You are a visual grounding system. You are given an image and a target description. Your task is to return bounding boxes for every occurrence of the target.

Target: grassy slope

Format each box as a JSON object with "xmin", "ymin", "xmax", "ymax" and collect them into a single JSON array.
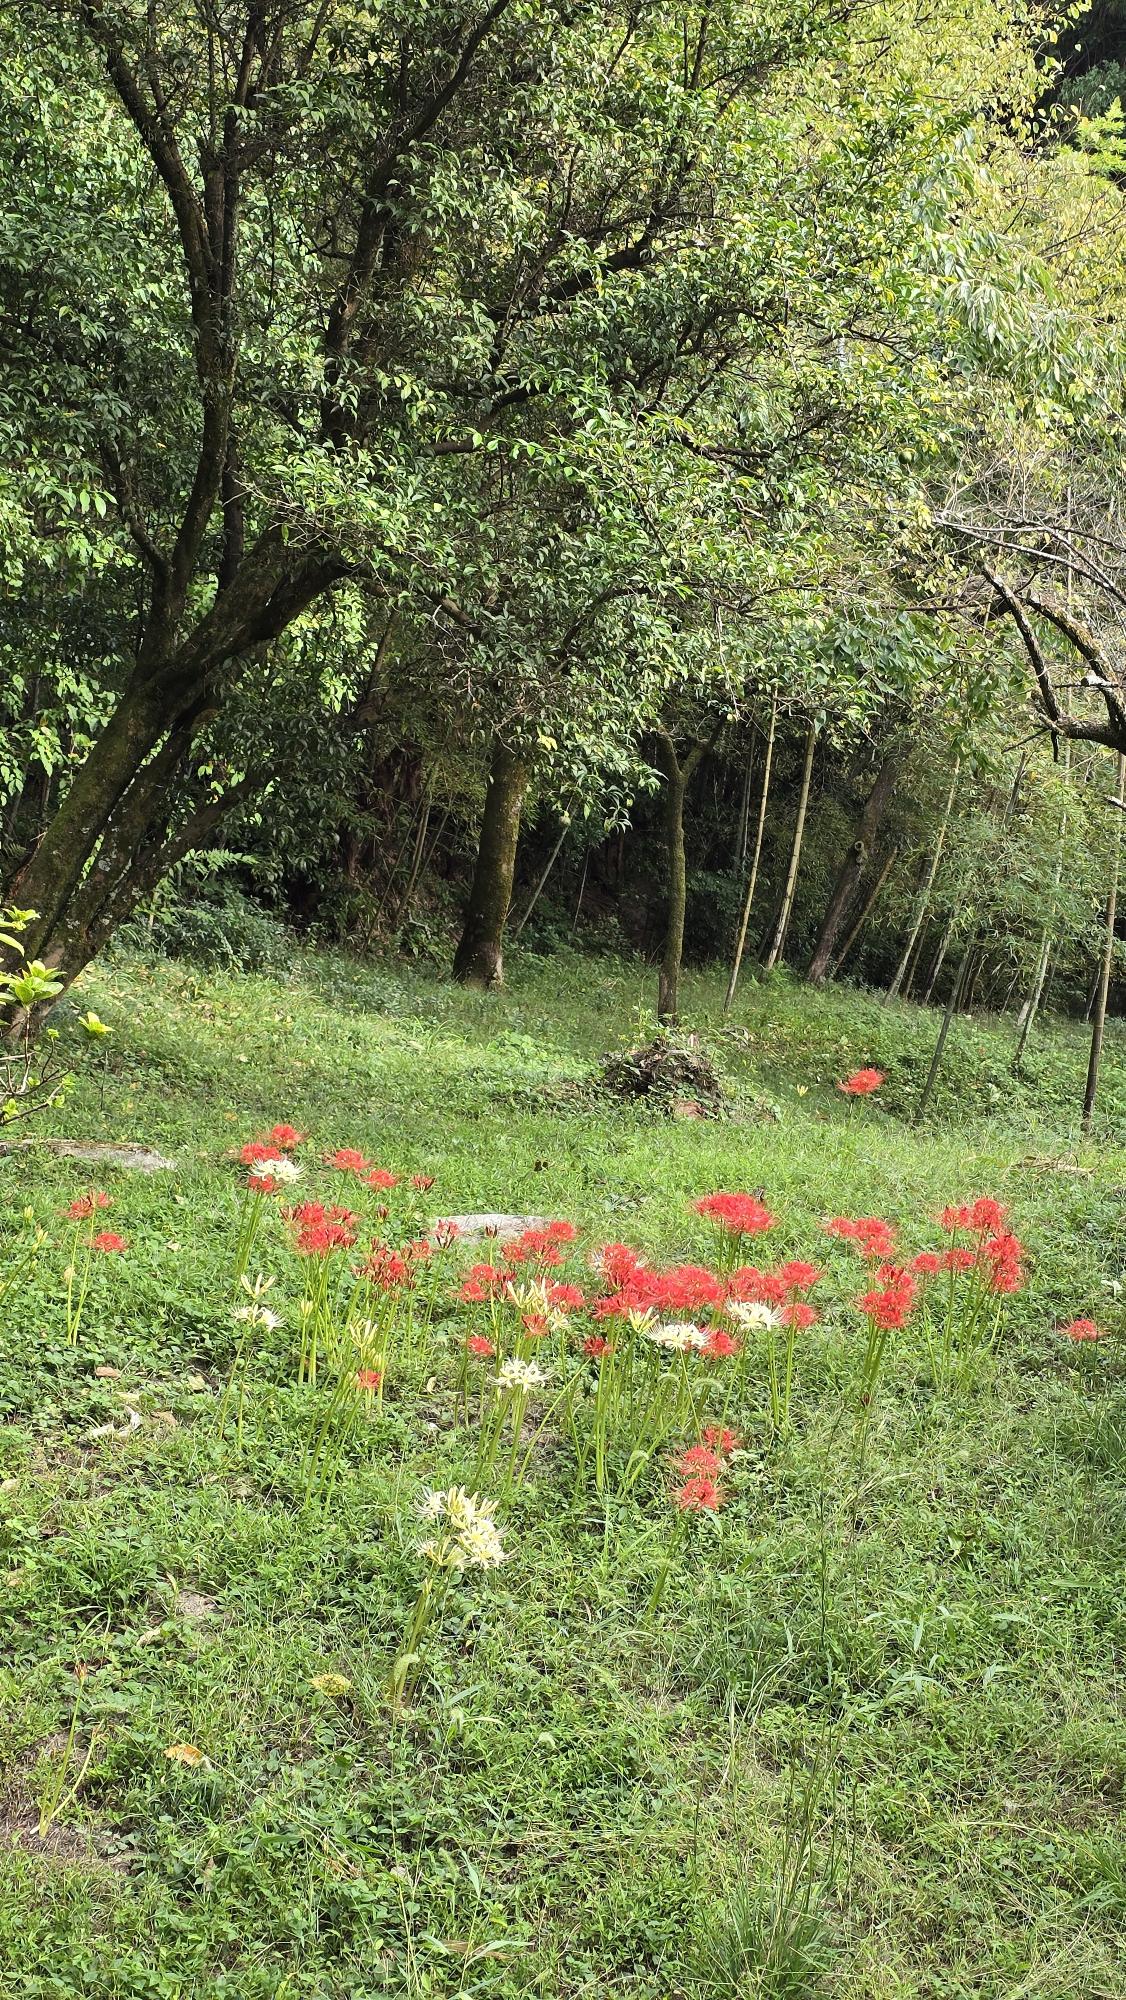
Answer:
[{"xmin": 1, "ymin": 946, "xmax": 1125, "ymax": 2000}]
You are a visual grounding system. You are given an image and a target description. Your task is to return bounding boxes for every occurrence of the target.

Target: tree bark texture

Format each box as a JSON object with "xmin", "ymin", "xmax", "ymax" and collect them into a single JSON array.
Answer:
[{"xmin": 452, "ymin": 739, "xmax": 528, "ymax": 988}]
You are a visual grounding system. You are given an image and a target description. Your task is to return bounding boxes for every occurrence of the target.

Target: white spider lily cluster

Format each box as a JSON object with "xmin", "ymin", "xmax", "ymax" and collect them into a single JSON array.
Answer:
[
  {"xmin": 726, "ymin": 1300, "xmax": 783, "ymax": 1331},
  {"xmin": 418, "ymin": 1487, "xmax": 506, "ymax": 1569},
  {"xmin": 235, "ymin": 1273, "xmax": 281, "ymax": 1330},
  {"xmin": 645, "ymin": 1321, "xmax": 710, "ymax": 1353},
  {"xmin": 233, "ymin": 1301, "xmax": 282, "ymax": 1331},
  {"xmin": 248, "ymin": 1155, "xmax": 302, "ymax": 1185},
  {"xmin": 495, "ymin": 1356, "xmax": 549, "ymax": 1392}
]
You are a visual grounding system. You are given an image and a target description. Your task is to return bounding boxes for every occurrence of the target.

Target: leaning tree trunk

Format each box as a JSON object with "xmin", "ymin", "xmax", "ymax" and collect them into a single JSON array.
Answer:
[
  {"xmin": 886, "ymin": 760, "xmax": 960, "ymax": 1004},
  {"xmin": 452, "ymin": 739, "xmax": 529, "ymax": 989},
  {"xmin": 1082, "ymin": 750, "xmax": 1126, "ymax": 1134},
  {"xmin": 807, "ymin": 740, "xmax": 906, "ymax": 987},
  {"xmin": 830, "ymin": 845, "xmax": 898, "ymax": 980},
  {"xmin": 1, "ymin": 535, "xmax": 338, "ymax": 1026},
  {"xmin": 763, "ymin": 724, "xmax": 817, "ymax": 972},
  {"xmin": 724, "ymin": 692, "xmax": 777, "ymax": 1015}
]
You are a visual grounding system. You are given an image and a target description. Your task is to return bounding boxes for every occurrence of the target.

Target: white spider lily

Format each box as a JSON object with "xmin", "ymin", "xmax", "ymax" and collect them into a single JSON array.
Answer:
[
  {"xmin": 646, "ymin": 1321, "xmax": 710, "ymax": 1353},
  {"xmin": 727, "ymin": 1300, "xmax": 783, "ymax": 1331},
  {"xmin": 495, "ymin": 1356, "xmax": 549, "ymax": 1392}
]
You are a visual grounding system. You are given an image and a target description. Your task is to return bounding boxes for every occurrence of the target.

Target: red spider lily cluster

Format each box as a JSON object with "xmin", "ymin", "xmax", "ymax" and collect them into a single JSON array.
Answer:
[
  {"xmin": 286, "ymin": 1202, "xmax": 359, "ymax": 1256},
  {"xmin": 695, "ymin": 1191, "xmax": 776, "ymax": 1236},
  {"xmin": 838, "ymin": 1068, "xmax": 885, "ymax": 1097},
  {"xmin": 92, "ymin": 1230, "xmax": 128, "ymax": 1255},
  {"xmin": 825, "ymin": 1215, "xmax": 897, "ymax": 1260},
  {"xmin": 857, "ymin": 1263, "xmax": 916, "ymax": 1330},
  {"xmin": 671, "ymin": 1426, "xmax": 741, "ymax": 1511},
  {"xmin": 1062, "ymin": 1317, "xmax": 1103, "ymax": 1343},
  {"xmin": 458, "ymin": 1225, "xmax": 584, "ymax": 1302},
  {"xmin": 66, "ymin": 1191, "xmax": 111, "ymax": 1220}
]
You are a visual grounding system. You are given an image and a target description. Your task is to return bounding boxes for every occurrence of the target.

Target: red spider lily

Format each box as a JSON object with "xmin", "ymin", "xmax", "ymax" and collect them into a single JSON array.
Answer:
[
  {"xmin": 779, "ymin": 1301, "xmax": 818, "ymax": 1330},
  {"xmin": 405, "ymin": 1237, "xmax": 432, "ymax": 1263},
  {"xmin": 466, "ymin": 1334, "xmax": 495, "ymax": 1357},
  {"xmin": 507, "ymin": 1227, "xmax": 563, "ymax": 1266},
  {"xmin": 695, "ymin": 1191, "xmax": 776, "ymax": 1236},
  {"xmin": 971, "ymin": 1198, "xmax": 1008, "ymax": 1234},
  {"xmin": 726, "ymin": 1265, "xmax": 787, "ymax": 1307},
  {"xmin": 458, "ymin": 1261, "xmax": 513, "ymax": 1303},
  {"xmin": 269, "ymin": 1125, "xmax": 305, "ymax": 1149},
  {"xmin": 702, "ymin": 1424, "xmax": 741, "ymax": 1457},
  {"xmin": 911, "ymin": 1251, "xmax": 943, "ymax": 1278},
  {"xmin": 92, "ymin": 1231, "xmax": 127, "ymax": 1255},
  {"xmin": 66, "ymin": 1192, "xmax": 111, "ymax": 1219},
  {"xmin": 1062, "ymin": 1317, "xmax": 1103, "ymax": 1342},
  {"xmin": 248, "ymin": 1173, "xmax": 282, "ymax": 1194},
  {"xmin": 674, "ymin": 1473, "xmax": 724, "ymax": 1512},
  {"xmin": 545, "ymin": 1281, "xmax": 585, "ymax": 1310},
  {"xmin": 241, "ymin": 1140, "xmax": 283, "ymax": 1167},
  {"xmin": 838, "ymin": 1068, "xmax": 885, "ymax": 1097},
  {"xmin": 655, "ymin": 1264, "xmax": 725, "ymax": 1311},
  {"xmin": 355, "ymin": 1368, "xmax": 383, "ymax": 1391},
  {"xmin": 600, "ymin": 1243, "xmax": 648, "ymax": 1288},
  {"xmin": 982, "ymin": 1230, "xmax": 1024, "ymax": 1294},
  {"xmin": 434, "ymin": 1221, "xmax": 461, "ymax": 1249},
  {"xmin": 361, "ymin": 1242, "xmax": 412, "ymax": 1289},
  {"xmin": 522, "ymin": 1313, "xmax": 550, "ymax": 1339},
  {"xmin": 942, "ymin": 1246, "xmax": 976, "ymax": 1273},
  {"xmin": 857, "ymin": 1263, "xmax": 916, "ymax": 1330},
  {"xmin": 941, "ymin": 1204, "xmax": 972, "ymax": 1232},
  {"xmin": 777, "ymin": 1259, "xmax": 822, "ymax": 1292},
  {"xmin": 411, "ymin": 1173, "xmax": 435, "ymax": 1191},
  {"xmin": 942, "ymin": 1196, "xmax": 1009, "ymax": 1235},
  {"xmin": 327, "ymin": 1148, "xmax": 370, "ymax": 1174},
  {"xmin": 825, "ymin": 1215, "xmax": 897, "ymax": 1260},
  {"xmin": 295, "ymin": 1220, "xmax": 357, "ymax": 1256},
  {"xmin": 583, "ymin": 1333, "xmax": 613, "ymax": 1357},
  {"xmin": 545, "ymin": 1220, "xmax": 578, "ymax": 1242},
  {"xmin": 676, "ymin": 1442, "xmax": 722, "ymax": 1476},
  {"xmin": 367, "ymin": 1168, "xmax": 399, "ymax": 1190},
  {"xmin": 702, "ymin": 1328, "xmax": 741, "ymax": 1358}
]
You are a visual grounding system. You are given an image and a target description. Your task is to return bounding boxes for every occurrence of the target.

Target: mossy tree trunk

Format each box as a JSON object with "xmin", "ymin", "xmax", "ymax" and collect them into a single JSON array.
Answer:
[
  {"xmin": 452, "ymin": 738, "xmax": 529, "ymax": 988},
  {"xmin": 653, "ymin": 723, "xmax": 718, "ymax": 1026}
]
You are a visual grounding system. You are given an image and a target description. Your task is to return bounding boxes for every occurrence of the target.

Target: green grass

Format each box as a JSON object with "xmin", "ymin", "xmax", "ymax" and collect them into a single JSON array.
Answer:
[{"xmin": 2, "ymin": 942, "xmax": 1126, "ymax": 2000}]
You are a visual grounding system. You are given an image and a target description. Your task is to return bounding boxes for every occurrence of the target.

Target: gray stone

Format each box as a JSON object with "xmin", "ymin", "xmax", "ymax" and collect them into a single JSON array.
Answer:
[
  {"xmin": 436, "ymin": 1213, "xmax": 550, "ymax": 1242},
  {"xmin": 0, "ymin": 1138, "xmax": 177, "ymax": 1172}
]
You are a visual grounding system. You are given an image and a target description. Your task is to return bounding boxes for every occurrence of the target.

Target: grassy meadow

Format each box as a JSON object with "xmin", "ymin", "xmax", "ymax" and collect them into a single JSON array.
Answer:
[{"xmin": 1, "ymin": 944, "xmax": 1125, "ymax": 2000}]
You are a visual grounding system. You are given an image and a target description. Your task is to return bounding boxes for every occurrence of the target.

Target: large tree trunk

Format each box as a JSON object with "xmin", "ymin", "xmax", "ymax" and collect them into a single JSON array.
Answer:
[
  {"xmin": 762, "ymin": 724, "xmax": 816, "ymax": 972},
  {"xmin": 807, "ymin": 741, "xmax": 905, "ymax": 986},
  {"xmin": 1, "ymin": 538, "xmax": 339, "ymax": 1023},
  {"xmin": 452, "ymin": 739, "xmax": 528, "ymax": 988}
]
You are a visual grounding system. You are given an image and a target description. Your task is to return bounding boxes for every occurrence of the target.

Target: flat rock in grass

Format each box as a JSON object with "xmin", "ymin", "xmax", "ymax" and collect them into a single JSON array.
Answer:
[
  {"xmin": 436, "ymin": 1213, "xmax": 550, "ymax": 1243},
  {"xmin": 175, "ymin": 1590, "xmax": 218, "ymax": 1620},
  {"xmin": 0, "ymin": 1138, "xmax": 177, "ymax": 1172}
]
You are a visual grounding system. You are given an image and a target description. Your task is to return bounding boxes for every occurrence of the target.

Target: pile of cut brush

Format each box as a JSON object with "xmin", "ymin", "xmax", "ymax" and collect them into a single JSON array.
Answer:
[{"xmin": 597, "ymin": 1035, "xmax": 725, "ymax": 1117}]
